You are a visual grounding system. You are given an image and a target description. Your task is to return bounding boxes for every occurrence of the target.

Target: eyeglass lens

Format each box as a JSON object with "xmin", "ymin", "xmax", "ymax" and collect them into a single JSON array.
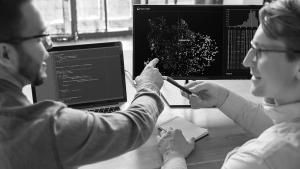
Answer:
[
  {"xmin": 248, "ymin": 47, "xmax": 259, "ymax": 62},
  {"xmin": 43, "ymin": 36, "xmax": 53, "ymax": 50}
]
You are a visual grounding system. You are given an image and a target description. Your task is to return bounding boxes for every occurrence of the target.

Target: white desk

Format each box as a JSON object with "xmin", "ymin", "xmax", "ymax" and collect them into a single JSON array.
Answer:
[{"xmin": 78, "ymin": 75, "xmax": 259, "ymax": 169}]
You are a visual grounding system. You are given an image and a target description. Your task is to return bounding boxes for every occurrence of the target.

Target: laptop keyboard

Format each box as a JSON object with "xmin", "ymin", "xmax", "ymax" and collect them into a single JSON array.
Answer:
[{"xmin": 88, "ymin": 105, "xmax": 120, "ymax": 113}]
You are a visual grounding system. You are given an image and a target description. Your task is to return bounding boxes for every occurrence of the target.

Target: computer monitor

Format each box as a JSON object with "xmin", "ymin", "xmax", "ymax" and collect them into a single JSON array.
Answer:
[
  {"xmin": 133, "ymin": 5, "xmax": 261, "ymax": 80},
  {"xmin": 31, "ymin": 42, "xmax": 127, "ymax": 108}
]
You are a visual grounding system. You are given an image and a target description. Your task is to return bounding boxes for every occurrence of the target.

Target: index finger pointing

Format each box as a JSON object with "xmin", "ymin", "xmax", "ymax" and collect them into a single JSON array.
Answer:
[{"xmin": 147, "ymin": 58, "xmax": 159, "ymax": 67}]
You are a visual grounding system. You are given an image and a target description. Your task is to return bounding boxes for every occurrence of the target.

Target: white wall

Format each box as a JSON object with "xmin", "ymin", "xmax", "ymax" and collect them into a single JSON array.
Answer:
[
  {"xmin": 223, "ymin": 0, "xmax": 262, "ymax": 5},
  {"xmin": 243, "ymin": 0, "xmax": 263, "ymax": 5}
]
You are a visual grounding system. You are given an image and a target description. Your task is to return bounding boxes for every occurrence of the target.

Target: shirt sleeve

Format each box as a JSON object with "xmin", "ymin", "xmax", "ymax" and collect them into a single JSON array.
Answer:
[
  {"xmin": 221, "ymin": 149, "xmax": 269, "ymax": 169},
  {"xmin": 219, "ymin": 92, "xmax": 273, "ymax": 136},
  {"xmin": 53, "ymin": 87, "xmax": 164, "ymax": 167}
]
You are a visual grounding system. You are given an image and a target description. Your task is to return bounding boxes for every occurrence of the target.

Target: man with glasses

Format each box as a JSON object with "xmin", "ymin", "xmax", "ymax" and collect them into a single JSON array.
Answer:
[
  {"xmin": 158, "ymin": 0, "xmax": 300, "ymax": 169},
  {"xmin": 0, "ymin": 0, "xmax": 164, "ymax": 168}
]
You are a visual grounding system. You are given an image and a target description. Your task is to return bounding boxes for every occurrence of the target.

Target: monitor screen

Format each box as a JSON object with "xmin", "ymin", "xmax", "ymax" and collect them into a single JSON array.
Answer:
[
  {"xmin": 133, "ymin": 5, "xmax": 261, "ymax": 80},
  {"xmin": 32, "ymin": 42, "xmax": 127, "ymax": 107}
]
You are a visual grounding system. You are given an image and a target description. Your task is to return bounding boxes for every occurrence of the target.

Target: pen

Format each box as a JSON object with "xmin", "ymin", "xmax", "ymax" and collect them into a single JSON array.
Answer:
[
  {"xmin": 162, "ymin": 76, "xmax": 193, "ymax": 95},
  {"xmin": 158, "ymin": 126, "xmax": 167, "ymax": 132},
  {"xmin": 157, "ymin": 126, "xmax": 167, "ymax": 136}
]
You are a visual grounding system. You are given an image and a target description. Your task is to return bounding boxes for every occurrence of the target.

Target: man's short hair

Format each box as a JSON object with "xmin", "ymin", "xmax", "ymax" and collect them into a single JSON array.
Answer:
[
  {"xmin": 259, "ymin": 0, "xmax": 300, "ymax": 61},
  {"xmin": 0, "ymin": 0, "xmax": 31, "ymax": 42}
]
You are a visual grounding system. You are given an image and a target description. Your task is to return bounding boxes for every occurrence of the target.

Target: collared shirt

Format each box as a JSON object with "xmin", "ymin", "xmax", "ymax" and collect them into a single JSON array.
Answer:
[
  {"xmin": 0, "ymin": 79, "xmax": 164, "ymax": 169},
  {"xmin": 220, "ymin": 92, "xmax": 300, "ymax": 169}
]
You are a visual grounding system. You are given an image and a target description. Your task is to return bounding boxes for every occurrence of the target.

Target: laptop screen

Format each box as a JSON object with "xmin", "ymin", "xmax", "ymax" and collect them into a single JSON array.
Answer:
[{"xmin": 32, "ymin": 41, "xmax": 127, "ymax": 108}]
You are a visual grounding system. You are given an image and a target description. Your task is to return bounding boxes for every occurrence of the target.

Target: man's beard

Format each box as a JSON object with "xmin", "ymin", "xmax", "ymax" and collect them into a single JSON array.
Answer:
[
  {"xmin": 17, "ymin": 48, "xmax": 45, "ymax": 86},
  {"xmin": 18, "ymin": 63, "xmax": 44, "ymax": 86}
]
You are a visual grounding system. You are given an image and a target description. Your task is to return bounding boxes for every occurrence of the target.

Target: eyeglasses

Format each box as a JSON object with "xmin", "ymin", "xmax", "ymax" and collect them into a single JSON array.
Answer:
[
  {"xmin": 250, "ymin": 41, "xmax": 300, "ymax": 58},
  {"xmin": 1, "ymin": 34, "xmax": 53, "ymax": 50}
]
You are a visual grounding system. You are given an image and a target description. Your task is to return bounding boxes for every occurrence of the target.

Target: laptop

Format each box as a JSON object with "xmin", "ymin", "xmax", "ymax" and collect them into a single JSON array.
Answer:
[{"xmin": 31, "ymin": 41, "xmax": 127, "ymax": 113}]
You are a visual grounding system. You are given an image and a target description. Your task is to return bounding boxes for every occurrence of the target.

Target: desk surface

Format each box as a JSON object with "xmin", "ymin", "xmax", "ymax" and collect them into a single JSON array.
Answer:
[
  {"xmin": 79, "ymin": 74, "xmax": 259, "ymax": 169},
  {"xmin": 22, "ymin": 48, "xmax": 260, "ymax": 169}
]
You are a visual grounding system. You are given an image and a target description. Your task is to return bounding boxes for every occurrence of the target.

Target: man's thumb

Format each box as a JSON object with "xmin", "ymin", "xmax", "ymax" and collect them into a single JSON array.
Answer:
[{"xmin": 189, "ymin": 137, "xmax": 196, "ymax": 143}]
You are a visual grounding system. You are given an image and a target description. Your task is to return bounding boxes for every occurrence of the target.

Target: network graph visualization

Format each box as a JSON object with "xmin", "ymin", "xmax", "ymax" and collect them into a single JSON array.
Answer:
[{"xmin": 133, "ymin": 5, "xmax": 261, "ymax": 80}]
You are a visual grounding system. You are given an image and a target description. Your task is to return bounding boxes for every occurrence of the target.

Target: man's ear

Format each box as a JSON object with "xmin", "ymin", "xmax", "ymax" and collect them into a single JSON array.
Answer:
[{"xmin": 0, "ymin": 43, "xmax": 19, "ymax": 72}]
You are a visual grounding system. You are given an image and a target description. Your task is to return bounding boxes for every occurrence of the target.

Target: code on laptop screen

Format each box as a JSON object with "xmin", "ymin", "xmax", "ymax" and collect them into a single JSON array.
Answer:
[{"xmin": 32, "ymin": 42, "xmax": 126, "ymax": 106}]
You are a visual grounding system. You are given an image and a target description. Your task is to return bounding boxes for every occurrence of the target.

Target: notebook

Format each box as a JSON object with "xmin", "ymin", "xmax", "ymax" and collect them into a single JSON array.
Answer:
[
  {"xmin": 31, "ymin": 41, "xmax": 127, "ymax": 113},
  {"xmin": 158, "ymin": 116, "xmax": 208, "ymax": 141}
]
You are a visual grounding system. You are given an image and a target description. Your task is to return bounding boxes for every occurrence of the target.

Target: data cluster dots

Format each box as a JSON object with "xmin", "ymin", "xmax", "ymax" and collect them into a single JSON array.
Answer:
[{"xmin": 145, "ymin": 16, "xmax": 218, "ymax": 76}]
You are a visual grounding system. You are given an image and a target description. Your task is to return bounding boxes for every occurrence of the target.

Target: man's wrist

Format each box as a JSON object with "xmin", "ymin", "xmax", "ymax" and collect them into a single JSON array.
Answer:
[
  {"xmin": 217, "ymin": 88, "xmax": 230, "ymax": 108},
  {"xmin": 136, "ymin": 82, "xmax": 160, "ymax": 95},
  {"xmin": 162, "ymin": 150, "xmax": 185, "ymax": 163}
]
